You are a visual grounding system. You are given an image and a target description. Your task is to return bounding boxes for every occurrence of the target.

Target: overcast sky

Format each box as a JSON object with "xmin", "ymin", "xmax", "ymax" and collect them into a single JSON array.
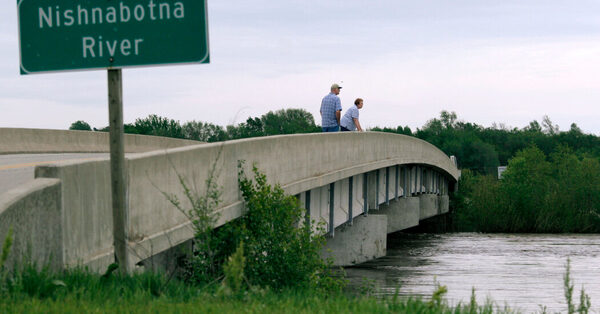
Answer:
[{"xmin": 2, "ymin": 1, "xmax": 600, "ymax": 133}]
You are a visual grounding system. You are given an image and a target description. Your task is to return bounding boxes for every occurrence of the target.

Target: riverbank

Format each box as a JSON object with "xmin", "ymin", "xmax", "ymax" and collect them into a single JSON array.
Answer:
[
  {"xmin": 3, "ymin": 233, "xmax": 597, "ymax": 313},
  {"xmin": 0, "ymin": 267, "xmax": 509, "ymax": 314},
  {"xmin": 345, "ymin": 233, "xmax": 598, "ymax": 313}
]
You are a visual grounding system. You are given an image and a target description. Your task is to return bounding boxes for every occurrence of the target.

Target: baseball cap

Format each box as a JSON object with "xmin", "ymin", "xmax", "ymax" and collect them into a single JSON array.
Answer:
[{"xmin": 331, "ymin": 83, "xmax": 343, "ymax": 89}]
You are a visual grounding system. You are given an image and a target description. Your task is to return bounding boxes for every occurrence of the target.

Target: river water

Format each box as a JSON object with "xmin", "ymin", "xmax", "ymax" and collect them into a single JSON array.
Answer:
[{"xmin": 344, "ymin": 233, "xmax": 600, "ymax": 313}]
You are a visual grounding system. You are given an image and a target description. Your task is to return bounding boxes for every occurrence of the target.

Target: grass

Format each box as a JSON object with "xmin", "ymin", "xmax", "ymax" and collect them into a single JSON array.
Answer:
[
  {"xmin": 1, "ymin": 288, "xmax": 510, "ymax": 314},
  {"xmin": 1, "ymin": 259, "xmax": 594, "ymax": 313},
  {"xmin": 0, "ymin": 265, "xmax": 520, "ymax": 314}
]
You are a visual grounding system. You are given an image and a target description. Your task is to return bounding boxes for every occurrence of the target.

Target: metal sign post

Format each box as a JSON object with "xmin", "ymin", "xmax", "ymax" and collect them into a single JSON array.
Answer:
[{"xmin": 107, "ymin": 69, "xmax": 129, "ymax": 272}]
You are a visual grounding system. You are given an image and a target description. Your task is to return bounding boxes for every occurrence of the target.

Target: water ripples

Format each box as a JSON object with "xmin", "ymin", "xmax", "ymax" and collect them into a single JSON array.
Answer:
[{"xmin": 345, "ymin": 233, "xmax": 600, "ymax": 313}]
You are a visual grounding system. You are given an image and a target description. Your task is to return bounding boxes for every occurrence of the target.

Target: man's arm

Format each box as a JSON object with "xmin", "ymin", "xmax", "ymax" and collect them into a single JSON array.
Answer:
[
  {"xmin": 353, "ymin": 118, "xmax": 363, "ymax": 132},
  {"xmin": 336, "ymin": 110, "xmax": 341, "ymax": 125}
]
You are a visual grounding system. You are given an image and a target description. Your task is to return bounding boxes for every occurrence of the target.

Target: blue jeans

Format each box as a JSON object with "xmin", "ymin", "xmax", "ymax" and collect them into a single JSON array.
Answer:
[{"xmin": 322, "ymin": 126, "xmax": 339, "ymax": 132}]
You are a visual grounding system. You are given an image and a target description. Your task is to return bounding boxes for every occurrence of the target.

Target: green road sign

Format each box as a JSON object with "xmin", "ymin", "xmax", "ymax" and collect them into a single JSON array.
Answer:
[{"xmin": 17, "ymin": 0, "xmax": 209, "ymax": 74}]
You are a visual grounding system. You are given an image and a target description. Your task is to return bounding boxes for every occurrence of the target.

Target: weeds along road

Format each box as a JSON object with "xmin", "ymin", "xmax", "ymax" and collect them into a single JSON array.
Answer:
[{"xmin": 0, "ymin": 153, "xmax": 109, "ymax": 194}]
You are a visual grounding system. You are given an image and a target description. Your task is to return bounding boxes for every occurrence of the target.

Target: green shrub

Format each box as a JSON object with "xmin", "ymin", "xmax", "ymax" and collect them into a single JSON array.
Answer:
[
  {"xmin": 162, "ymin": 156, "xmax": 344, "ymax": 292},
  {"xmin": 162, "ymin": 152, "xmax": 223, "ymax": 284},
  {"xmin": 221, "ymin": 242, "xmax": 246, "ymax": 296},
  {"xmin": 226, "ymin": 161, "xmax": 344, "ymax": 291}
]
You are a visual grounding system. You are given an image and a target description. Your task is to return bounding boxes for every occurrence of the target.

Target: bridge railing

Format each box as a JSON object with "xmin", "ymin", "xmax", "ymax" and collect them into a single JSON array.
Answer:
[{"xmin": 0, "ymin": 127, "xmax": 200, "ymax": 154}]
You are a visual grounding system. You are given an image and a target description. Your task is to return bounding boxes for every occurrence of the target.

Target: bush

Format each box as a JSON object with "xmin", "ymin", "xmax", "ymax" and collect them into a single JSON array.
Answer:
[
  {"xmin": 228, "ymin": 162, "xmax": 341, "ymax": 290},
  {"xmin": 163, "ymin": 156, "xmax": 343, "ymax": 292}
]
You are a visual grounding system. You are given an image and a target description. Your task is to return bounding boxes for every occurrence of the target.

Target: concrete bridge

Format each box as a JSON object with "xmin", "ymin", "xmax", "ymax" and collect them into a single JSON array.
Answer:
[{"xmin": 0, "ymin": 129, "xmax": 459, "ymax": 271}]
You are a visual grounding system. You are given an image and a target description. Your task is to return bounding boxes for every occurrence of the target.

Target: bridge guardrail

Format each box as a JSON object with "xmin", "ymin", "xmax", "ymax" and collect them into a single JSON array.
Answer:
[{"xmin": 0, "ymin": 127, "xmax": 201, "ymax": 154}]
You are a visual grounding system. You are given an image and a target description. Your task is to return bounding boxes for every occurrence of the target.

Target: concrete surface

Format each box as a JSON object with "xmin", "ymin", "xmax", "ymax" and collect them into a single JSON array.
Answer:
[
  {"xmin": 35, "ymin": 158, "xmax": 115, "ymax": 270},
  {"xmin": 0, "ymin": 178, "xmax": 62, "ymax": 270},
  {"xmin": 440, "ymin": 195, "xmax": 450, "ymax": 214},
  {"xmin": 2, "ymin": 131, "xmax": 459, "ymax": 270},
  {"xmin": 419, "ymin": 194, "xmax": 440, "ymax": 220},
  {"xmin": 321, "ymin": 214, "xmax": 387, "ymax": 266},
  {"xmin": 0, "ymin": 153, "xmax": 108, "ymax": 194},
  {"xmin": 0, "ymin": 127, "xmax": 201, "ymax": 154},
  {"xmin": 378, "ymin": 197, "xmax": 420, "ymax": 233}
]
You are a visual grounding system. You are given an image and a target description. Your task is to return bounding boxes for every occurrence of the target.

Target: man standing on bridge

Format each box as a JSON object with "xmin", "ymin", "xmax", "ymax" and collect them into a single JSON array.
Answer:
[{"xmin": 320, "ymin": 83, "xmax": 343, "ymax": 132}]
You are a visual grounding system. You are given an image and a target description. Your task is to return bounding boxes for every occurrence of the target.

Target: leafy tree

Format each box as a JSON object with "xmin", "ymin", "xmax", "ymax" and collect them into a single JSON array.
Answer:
[
  {"xmin": 261, "ymin": 108, "xmax": 319, "ymax": 135},
  {"xmin": 232, "ymin": 117, "xmax": 264, "ymax": 139},
  {"xmin": 182, "ymin": 121, "xmax": 227, "ymax": 142},
  {"xmin": 225, "ymin": 108, "xmax": 320, "ymax": 140},
  {"xmin": 453, "ymin": 145, "xmax": 600, "ymax": 233},
  {"xmin": 542, "ymin": 115, "xmax": 560, "ymax": 135},
  {"xmin": 133, "ymin": 114, "xmax": 184, "ymax": 139},
  {"xmin": 69, "ymin": 120, "xmax": 91, "ymax": 131},
  {"xmin": 524, "ymin": 120, "xmax": 542, "ymax": 133}
]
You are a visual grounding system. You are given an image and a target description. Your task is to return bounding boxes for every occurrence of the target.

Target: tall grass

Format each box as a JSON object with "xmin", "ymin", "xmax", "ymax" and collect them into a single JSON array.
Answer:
[
  {"xmin": 0, "ymin": 257, "xmax": 593, "ymax": 313},
  {"xmin": 0, "ymin": 265, "xmax": 511, "ymax": 314}
]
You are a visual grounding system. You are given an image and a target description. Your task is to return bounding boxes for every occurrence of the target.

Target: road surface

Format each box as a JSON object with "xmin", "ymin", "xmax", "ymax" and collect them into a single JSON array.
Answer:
[{"xmin": 0, "ymin": 153, "xmax": 109, "ymax": 194}]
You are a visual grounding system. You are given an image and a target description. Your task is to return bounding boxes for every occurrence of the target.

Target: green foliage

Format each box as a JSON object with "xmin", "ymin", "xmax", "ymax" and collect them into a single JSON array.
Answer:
[
  {"xmin": 261, "ymin": 108, "xmax": 320, "ymax": 135},
  {"xmin": 1, "ymin": 272, "xmax": 519, "ymax": 314},
  {"xmin": 226, "ymin": 108, "xmax": 320, "ymax": 139},
  {"xmin": 68, "ymin": 120, "xmax": 91, "ymax": 131},
  {"xmin": 0, "ymin": 265, "xmax": 195, "ymax": 302},
  {"xmin": 453, "ymin": 145, "xmax": 600, "ymax": 232},
  {"xmin": 230, "ymin": 162, "xmax": 343, "ymax": 291},
  {"xmin": 133, "ymin": 114, "xmax": 185, "ymax": 138},
  {"xmin": 161, "ymin": 151, "xmax": 222, "ymax": 284},
  {"xmin": 94, "ymin": 108, "xmax": 320, "ymax": 142},
  {"xmin": 428, "ymin": 280, "xmax": 448, "ymax": 308},
  {"xmin": 100, "ymin": 263, "xmax": 119, "ymax": 281},
  {"xmin": 221, "ymin": 242, "xmax": 246, "ymax": 295},
  {"xmin": 161, "ymin": 154, "xmax": 342, "ymax": 292},
  {"xmin": 372, "ymin": 110, "xmax": 600, "ymax": 175},
  {"xmin": 0, "ymin": 227, "xmax": 13, "ymax": 271},
  {"xmin": 182, "ymin": 120, "xmax": 228, "ymax": 142},
  {"xmin": 2, "ymin": 258, "xmax": 588, "ymax": 314},
  {"xmin": 358, "ymin": 277, "xmax": 376, "ymax": 297},
  {"xmin": 0, "ymin": 227, "xmax": 13, "ymax": 293},
  {"xmin": 369, "ymin": 125, "xmax": 413, "ymax": 136},
  {"xmin": 8, "ymin": 264, "xmax": 66, "ymax": 298},
  {"xmin": 564, "ymin": 258, "xmax": 591, "ymax": 314}
]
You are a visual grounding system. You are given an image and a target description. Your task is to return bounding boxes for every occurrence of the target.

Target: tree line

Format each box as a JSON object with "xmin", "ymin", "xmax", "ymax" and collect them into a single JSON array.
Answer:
[
  {"xmin": 371, "ymin": 111, "xmax": 600, "ymax": 175},
  {"xmin": 69, "ymin": 108, "xmax": 320, "ymax": 142},
  {"xmin": 71, "ymin": 109, "xmax": 600, "ymax": 176},
  {"xmin": 370, "ymin": 111, "xmax": 600, "ymax": 232}
]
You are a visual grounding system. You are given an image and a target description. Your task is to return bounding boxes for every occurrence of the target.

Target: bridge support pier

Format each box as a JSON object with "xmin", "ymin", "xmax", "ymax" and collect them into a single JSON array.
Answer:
[
  {"xmin": 378, "ymin": 197, "xmax": 420, "ymax": 233},
  {"xmin": 419, "ymin": 194, "xmax": 439, "ymax": 220},
  {"xmin": 321, "ymin": 214, "xmax": 387, "ymax": 266}
]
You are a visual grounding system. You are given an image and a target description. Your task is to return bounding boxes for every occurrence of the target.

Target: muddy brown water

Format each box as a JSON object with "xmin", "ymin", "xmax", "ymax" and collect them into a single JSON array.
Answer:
[{"xmin": 344, "ymin": 233, "xmax": 600, "ymax": 313}]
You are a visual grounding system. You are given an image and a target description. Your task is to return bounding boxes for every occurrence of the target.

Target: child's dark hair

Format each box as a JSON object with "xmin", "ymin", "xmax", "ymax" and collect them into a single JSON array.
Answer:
[{"xmin": 354, "ymin": 98, "xmax": 363, "ymax": 105}]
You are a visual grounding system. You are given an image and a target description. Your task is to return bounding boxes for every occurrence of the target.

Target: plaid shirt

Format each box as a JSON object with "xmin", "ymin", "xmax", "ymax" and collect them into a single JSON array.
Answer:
[{"xmin": 320, "ymin": 93, "xmax": 342, "ymax": 127}]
